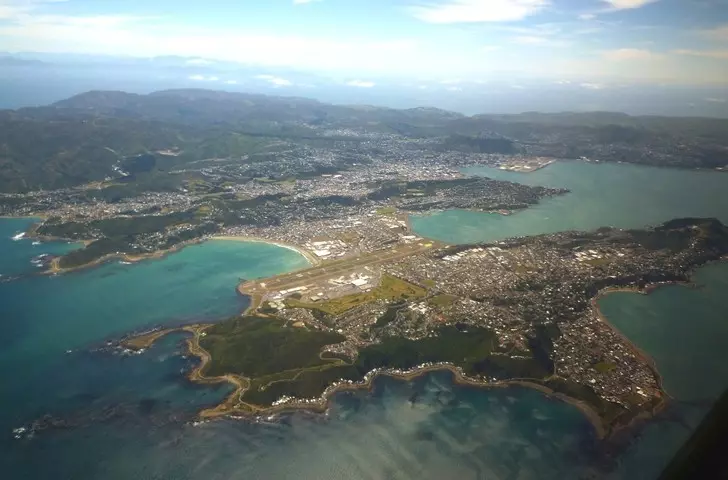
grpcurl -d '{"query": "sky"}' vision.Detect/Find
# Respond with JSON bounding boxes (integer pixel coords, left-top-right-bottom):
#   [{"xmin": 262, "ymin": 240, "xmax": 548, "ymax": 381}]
[{"xmin": 0, "ymin": 0, "xmax": 727, "ymax": 86}]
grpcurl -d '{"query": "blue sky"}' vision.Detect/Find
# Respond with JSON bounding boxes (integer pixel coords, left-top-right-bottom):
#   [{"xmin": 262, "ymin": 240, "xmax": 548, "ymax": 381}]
[{"xmin": 1, "ymin": 0, "xmax": 727, "ymax": 84}]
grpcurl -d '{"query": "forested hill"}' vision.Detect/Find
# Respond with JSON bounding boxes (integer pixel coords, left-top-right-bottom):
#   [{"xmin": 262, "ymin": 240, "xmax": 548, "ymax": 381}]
[{"xmin": 0, "ymin": 89, "xmax": 727, "ymax": 193}]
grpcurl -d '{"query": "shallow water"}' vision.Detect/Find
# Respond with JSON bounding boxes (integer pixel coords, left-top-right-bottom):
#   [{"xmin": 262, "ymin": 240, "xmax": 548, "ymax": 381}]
[
  {"xmin": 0, "ymin": 217, "xmax": 79, "ymax": 276},
  {"xmin": 0, "ymin": 228, "xmax": 310, "ymax": 477}
]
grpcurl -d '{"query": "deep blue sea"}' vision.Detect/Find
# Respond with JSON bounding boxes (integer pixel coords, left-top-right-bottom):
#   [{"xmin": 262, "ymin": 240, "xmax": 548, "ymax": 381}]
[{"xmin": 2, "ymin": 162, "xmax": 728, "ymax": 479}]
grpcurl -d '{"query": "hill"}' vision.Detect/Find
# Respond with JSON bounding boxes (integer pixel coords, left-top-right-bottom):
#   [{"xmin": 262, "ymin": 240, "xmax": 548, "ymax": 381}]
[{"xmin": 0, "ymin": 89, "xmax": 727, "ymax": 192}]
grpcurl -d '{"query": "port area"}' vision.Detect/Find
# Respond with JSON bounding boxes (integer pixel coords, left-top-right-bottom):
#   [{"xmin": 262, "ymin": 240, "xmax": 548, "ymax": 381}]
[
  {"xmin": 239, "ymin": 238, "xmax": 443, "ymax": 311},
  {"xmin": 495, "ymin": 156, "xmax": 555, "ymax": 172}
]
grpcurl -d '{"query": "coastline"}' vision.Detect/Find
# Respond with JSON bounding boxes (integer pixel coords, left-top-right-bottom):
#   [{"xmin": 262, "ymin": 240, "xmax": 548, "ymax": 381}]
[
  {"xmin": 588, "ymin": 263, "xmax": 728, "ymax": 396},
  {"xmin": 127, "ymin": 324, "xmax": 611, "ymax": 438},
  {"xmin": 43, "ymin": 235, "xmax": 318, "ymax": 276},
  {"xmin": 584, "ymin": 260, "xmax": 728, "ymax": 433},
  {"xmin": 0, "ymin": 215, "xmax": 45, "ymax": 219},
  {"xmin": 45, "ymin": 238, "xmax": 204, "ymax": 275},
  {"xmin": 128, "ymin": 265, "xmax": 728, "ymax": 439},
  {"xmin": 109, "ymin": 237, "xmax": 727, "ymax": 442},
  {"xmin": 210, "ymin": 235, "xmax": 320, "ymax": 267}
]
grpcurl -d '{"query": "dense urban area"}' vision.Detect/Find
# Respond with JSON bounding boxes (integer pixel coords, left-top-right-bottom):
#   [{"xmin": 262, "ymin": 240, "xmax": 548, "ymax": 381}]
[{"xmin": 4, "ymin": 89, "xmax": 728, "ymax": 437}]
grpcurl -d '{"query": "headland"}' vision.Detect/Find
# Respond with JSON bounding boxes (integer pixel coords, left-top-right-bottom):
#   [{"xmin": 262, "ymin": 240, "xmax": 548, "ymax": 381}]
[{"xmin": 124, "ymin": 217, "xmax": 728, "ymax": 440}]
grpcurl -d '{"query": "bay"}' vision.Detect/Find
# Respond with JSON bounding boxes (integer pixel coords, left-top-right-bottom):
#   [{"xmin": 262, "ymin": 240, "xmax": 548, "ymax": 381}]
[
  {"xmin": 0, "ymin": 228, "xmax": 310, "ymax": 471},
  {"xmin": 601, "ymin": 262, "xmax": 728, "ymax": 479},
  {"xmin": 411, "ymin": 161, "xmax": 728, "ymax": 244}
]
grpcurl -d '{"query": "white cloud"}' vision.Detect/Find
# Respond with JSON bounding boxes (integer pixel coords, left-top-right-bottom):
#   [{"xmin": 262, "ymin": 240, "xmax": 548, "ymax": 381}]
[
  {"xmin": 188, "ymin": 74, "xmax": 219, "ymax": 81},
  {"xmin": 512, "ymin": 35, "xmax": 547, "ymax": 44},
  {"xmin": 445, "ymin": 86, "xmax": 462, "ymax": 91},
  {"xmin": 410, "ymin": 0, "xmax": 548, "ymax": 24},
  {"xmin": 0, "ymin": 0, "xmax": 68, "ymax": 20},
  {"xmin": 439, "ymin": 78, "xmax": 462, "ymax": 84},
  {"xmin": 673, "ymin": 49, "xmax": 728, "ymax": 59},
  {"xmin": 346, "ymin": 80, "xmax": 375, "ymax": 87},
  {"xmin": 602, "ymin": 48, "xmax": 661, "ymax": 60},
  {"xmin": 185, "ymin": 58, "xmax": 214, "ymax": 66},
  {"xmin": 0, "ymin": 12, "xmax": 421, "ymax": 76},
  {"xmin": 293, "ymin": 0, "xmax": 321, "ymax": 4},
  {"xmin": 1, "ymin": 0, "xmax": 726, "ymax": 85},
  {"xmin": 225, "ymin": 79, "xmax": 238, "ymax": 85},
  {"xmin": 602, "ymin": 0, "xmax": 659, "ymax": 10},
  {"xmin": 511, "ymin": 35, "xmax": 569, "ymax": 47},
  {"xmin": 578, "ymin": 13, "xmax": 596, "ymax": 20},
  {"xmin": 580, "ymin": 82, "xmax": 605, "ymax": 89},
  {"xmin": 256, "ymin": 74, "xmax": 293, "ymax": 86},
  {"xmin": 705, "ymin": 97, "xmax": 726, "ymax": 103}
]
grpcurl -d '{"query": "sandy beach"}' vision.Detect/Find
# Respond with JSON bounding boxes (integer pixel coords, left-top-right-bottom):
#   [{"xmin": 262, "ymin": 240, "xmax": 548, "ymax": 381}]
[
  {"xmin": 43, "ymin": 234, "xmax": 316, "ymax": 276},
  {"xmin": 211, "ymin": 235, "xmax": 319, "ymax": 266}
]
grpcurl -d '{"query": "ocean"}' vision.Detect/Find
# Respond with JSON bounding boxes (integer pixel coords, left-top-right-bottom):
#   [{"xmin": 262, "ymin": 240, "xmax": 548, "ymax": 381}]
[{"xmin": 2, "ymin": 162, "xmax": 728, "ymax": 479}]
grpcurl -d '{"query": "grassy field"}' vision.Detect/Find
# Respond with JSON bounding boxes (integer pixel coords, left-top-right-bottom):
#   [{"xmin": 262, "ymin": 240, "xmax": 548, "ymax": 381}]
[
  {"xmin": 584, "ymin": 257, "xmax": 612, "ymax": 267},
  {"xmin": 375, "ymin": 206, "xmax": 397, "ymax": 215},
  {"xmin": 336, "ymin": 230, "xmax": 361, "ymax": 244},
  {"xmin": 286, "ymin": 274, "xmax": 427, "ymax": 315},
  {"xmin": 428, "ymin": 294, "xmax": 459, "ymax": 307},
  {"xmin": 593, "ymin": 361, "xmax": 617, "ymax": 373}
]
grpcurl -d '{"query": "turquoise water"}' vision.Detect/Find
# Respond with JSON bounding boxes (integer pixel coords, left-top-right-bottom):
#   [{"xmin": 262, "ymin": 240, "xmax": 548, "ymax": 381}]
[
  {"xmin": 601, "ymin": 263, "xmax": 728, "ymax": 402},
  {"xmin": 0, "ymin": 217, "xmax": 604, "ymax": 479},
  {"xmin": 0, "ymin": 217, "xmax": 79, "ymax": 276},
  {"xmin": 601, "ymin": 262, "xmax": 728, "ymax": 479},
  {"xmin": 1, "ymin": 238, "xmax": 310, "ymax": 363},
  {"xmin": 411, "ymin": 161, "xmax": 728, "ymax": 244},
  {"xmin": 0, "ymin": 222, "xmax": 310, "ymax": 475},
  {"xmin": 3, "ymin": 159, "xmax": 728, "ymax": 479}
]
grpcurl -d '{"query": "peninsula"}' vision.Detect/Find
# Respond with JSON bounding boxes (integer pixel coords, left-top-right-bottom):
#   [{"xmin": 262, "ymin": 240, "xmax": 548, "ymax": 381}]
[{"xmin": 127, "ymin": 217, "xmax": 728, "ymax": 438}]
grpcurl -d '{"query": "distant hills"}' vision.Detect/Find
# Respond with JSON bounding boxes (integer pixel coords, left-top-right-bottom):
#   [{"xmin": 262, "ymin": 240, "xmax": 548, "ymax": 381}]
[
  {"xmin": 52, "ymin": 89, "xmax": 467, "ymax": 131},
  {"xmin": 0, "ymin": 88, "xmax": 726, "ymax": 193}
]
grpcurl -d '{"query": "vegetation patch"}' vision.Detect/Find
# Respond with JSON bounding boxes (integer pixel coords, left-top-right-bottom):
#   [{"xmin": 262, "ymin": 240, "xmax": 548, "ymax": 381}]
[
  {"xmin": 200, "ymin": 316, "xmax": 345, "ymax": 378},
  {"xmin": 545, "ymin": 377, "xmax": 626, "ymax": 425},
  {"xmin": 375, "ymin": 206, "xmax": 397, "ymax": 215},
  {"xmin": 285, "ymin": 275, "xmax": 426, "ymax": 315},
  {"xmin": 593, "ymin": 361, "xmax": 617, "ymax": 373},
  {"xmin": 427, "ymin": 294, "xmax": 459, "ymax": 307},
  {"xmin": 584, "ymin": 257, "xmax": 611, "ymax": 267},
  {"xmin": 240, "ymin": 325, "xmax": 504, "ymax": 406},
  {"xmin": 372, "ymin": 301, "xmax": 407, "ymax": 328}
]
